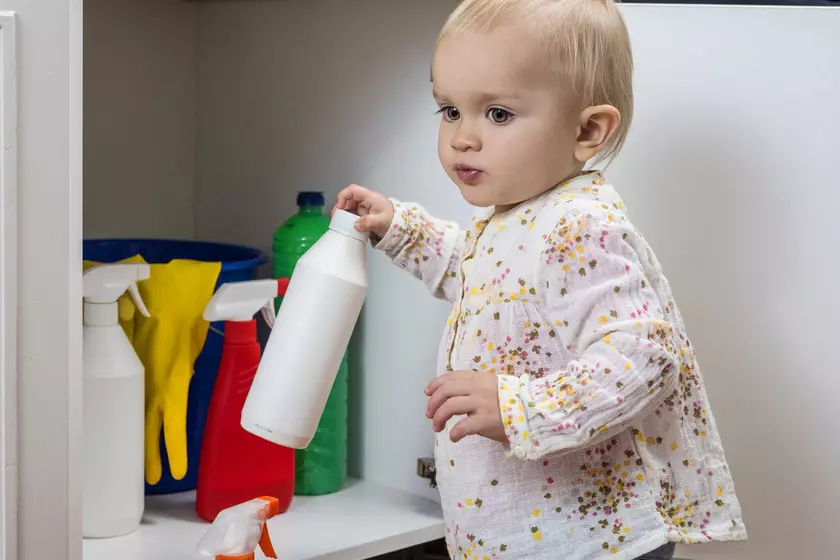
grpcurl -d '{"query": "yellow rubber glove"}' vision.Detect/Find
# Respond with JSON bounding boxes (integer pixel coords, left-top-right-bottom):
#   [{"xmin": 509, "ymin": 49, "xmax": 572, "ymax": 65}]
[
  {"xmin": 83, "ymin": 255, "xmax": 148, "ymax": 340},
  {"xmin": 131, "ymin": 259, "xmax": 221, "ymax": 484}
]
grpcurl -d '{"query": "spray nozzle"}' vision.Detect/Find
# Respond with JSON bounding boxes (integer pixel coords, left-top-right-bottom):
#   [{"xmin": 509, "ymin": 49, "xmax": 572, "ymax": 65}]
[
  {"xmin": 204, "ymin": 279, "xmax": 285, "ymax": 324},
  {"xmin": 82, "ymin": 263, "xmax": 150, "ymax": 316},
  {"xmin": 197, "ymin": 496, "xmax": 280, "ymax": 560},
  {"xmin": 260, "ymin": 278, "xmax": 290, "ymax": 328}
]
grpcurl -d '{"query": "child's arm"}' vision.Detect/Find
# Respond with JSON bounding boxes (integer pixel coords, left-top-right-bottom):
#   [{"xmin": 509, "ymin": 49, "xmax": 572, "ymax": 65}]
[
  {"xmin": 336, "ymin": 185, "xmax": 465, "ymax": 303},
  {"xmin": 496, "ymin": 212, "xmax": 680, "ymax": 460},
  {"xmin": 375, "ymin": 201, "xmax": 465, "ymax": 302}
]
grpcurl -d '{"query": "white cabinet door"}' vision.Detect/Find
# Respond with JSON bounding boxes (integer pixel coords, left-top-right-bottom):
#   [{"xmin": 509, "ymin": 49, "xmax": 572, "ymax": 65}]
[
  {"xmin": 0, "ymin": 13, "xmax": 17, "ymax": 560},
  {"xmin": 0, "ymin": 1, "xmax": 83, "ymax": 559}
]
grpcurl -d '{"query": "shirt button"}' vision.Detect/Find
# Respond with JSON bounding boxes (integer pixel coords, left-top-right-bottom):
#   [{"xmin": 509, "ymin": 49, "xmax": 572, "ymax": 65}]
[{"xmin": 514, "ymin": 445, "xmax": 527, "ymax": 459}]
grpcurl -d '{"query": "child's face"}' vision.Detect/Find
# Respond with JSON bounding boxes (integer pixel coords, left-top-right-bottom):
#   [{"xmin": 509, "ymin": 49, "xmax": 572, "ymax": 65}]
[{"xmin": 432, "ymin": 23, "xmax": 582, "ymax": 210}]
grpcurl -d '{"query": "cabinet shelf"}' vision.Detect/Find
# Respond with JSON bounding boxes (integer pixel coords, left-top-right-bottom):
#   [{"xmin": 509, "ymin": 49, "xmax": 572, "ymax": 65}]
[{"xmin": 83, "ymin": 479, "xmax": 445, "ymax": 560}]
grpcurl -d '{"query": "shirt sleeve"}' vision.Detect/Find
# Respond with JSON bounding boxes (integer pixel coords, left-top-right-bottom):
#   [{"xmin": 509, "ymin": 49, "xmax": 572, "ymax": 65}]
[
  {"xmin": 497, "ymin": 211, "xmax": 680, "ymax": 460},
  {"xmin": 373, "ymin": 200, "xmax": 466, "ymax": 303}
]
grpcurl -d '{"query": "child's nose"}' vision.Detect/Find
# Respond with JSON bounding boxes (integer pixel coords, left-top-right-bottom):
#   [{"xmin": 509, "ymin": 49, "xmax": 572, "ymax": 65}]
[{"xmin": 450, "ymin": 121, "xmax": 481, "ymax": 152}]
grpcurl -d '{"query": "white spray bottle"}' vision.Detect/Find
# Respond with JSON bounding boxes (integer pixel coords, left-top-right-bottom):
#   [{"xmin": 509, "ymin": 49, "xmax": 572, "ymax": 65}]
[
  {"xmin": 241, "ymin": 209, "xmax": 368, "ymax": 449},
  {"xmin": 197, "ymin": 496, "xmax": 280, "ymax": 560},
  {"xmin": 82, "ymin": 263, "xmax": 150, "ymax": 538}
]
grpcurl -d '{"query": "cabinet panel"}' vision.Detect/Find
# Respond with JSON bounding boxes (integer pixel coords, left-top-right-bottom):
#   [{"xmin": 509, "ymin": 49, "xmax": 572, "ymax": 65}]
[
  {"xmin": 0, "ymin": 12, "xmax": 16, "ymax": 560},
  {"xmin": 1, "ymin": 0, "xmax": 84, "ymax": 559}
]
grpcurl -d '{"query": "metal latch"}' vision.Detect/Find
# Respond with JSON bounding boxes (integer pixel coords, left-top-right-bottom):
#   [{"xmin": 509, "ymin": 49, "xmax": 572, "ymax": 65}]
[{"xmin": 416, "ymin": 457, "xmax": 437, "ymax": 488}]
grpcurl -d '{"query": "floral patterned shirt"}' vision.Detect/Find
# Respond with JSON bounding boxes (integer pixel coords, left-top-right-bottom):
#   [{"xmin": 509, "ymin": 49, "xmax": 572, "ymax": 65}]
[{"xmin": 375, "ymin": 173, "xmax": 746, "ymax": 560}]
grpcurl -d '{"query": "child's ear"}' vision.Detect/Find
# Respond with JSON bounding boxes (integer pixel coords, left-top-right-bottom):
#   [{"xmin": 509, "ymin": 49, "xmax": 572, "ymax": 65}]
[{"xmin": 574, "ymin": 105, "xmax": 621, "ymax": 163}]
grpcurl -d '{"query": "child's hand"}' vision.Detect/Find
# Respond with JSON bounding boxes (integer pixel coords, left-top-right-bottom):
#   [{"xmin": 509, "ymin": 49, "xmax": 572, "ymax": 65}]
[
  {"xmin": 425, "ymin": 371, "xmax": 507, "ymax": 444},
  {"xmin": 334, "ymin": 184, "xmax": 394, "ymax": 239}
]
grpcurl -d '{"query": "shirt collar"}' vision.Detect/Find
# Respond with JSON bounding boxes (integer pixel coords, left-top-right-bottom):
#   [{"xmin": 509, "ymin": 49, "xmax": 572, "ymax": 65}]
[{"xmin": 471, "ymin": 171, "xmax": 606, "ymax": 225}]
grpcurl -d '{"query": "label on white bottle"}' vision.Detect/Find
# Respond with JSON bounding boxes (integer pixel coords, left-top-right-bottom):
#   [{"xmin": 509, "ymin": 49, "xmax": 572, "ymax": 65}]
[{"xmin": 83, "ymin": 375, "xmax": 144, "ymax": 538}]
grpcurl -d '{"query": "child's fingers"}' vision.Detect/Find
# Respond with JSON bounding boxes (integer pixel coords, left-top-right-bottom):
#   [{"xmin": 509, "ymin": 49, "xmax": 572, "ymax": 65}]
[
  {"xmin": 450, "ymin": 415, "xmax": 482, "ymax": 443},
  {"xmin": 356, "ymin": 200, "xmax": 373, "ymax": 217},
  {"xmin": 432, "ymin": 396, "xmax": 475, "ymax": 432},
  {"xmin": 425, "ymin": 372, "xmax": 453, "ymax": 395},
  {"xmin": 426, "ymin": 370, "xmax": 474, "ymax": 395},
  {"xmin": 355, "ymin": 214, "xmax": 385, "ymax": 233},
  {"xmin": 336, "ymin": 184, "xmax": 367, "ymax": 211},
  {"xmin": 425, "ymin": 377, "xmax": 469, "ymax": 418}
]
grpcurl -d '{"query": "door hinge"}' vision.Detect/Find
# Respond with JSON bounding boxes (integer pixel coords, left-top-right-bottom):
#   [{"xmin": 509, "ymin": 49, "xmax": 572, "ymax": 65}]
[{"xmin": 416, "ymin": 457, "xmax": 437, "ymax": 488}]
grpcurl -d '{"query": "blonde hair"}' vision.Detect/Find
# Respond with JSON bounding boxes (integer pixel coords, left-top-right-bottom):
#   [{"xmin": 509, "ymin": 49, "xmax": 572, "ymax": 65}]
[{"xmin": 439, "ymin": 0, "xmax": 634, "ymax": 165}]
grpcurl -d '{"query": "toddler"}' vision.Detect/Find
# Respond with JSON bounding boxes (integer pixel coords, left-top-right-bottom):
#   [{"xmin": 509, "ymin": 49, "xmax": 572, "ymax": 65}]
[{"xmin": 336, "ymin": 0, "xmax": 746, "ymax": 558}]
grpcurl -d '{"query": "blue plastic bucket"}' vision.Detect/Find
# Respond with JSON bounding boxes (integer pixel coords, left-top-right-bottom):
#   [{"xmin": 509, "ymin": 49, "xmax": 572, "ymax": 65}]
[{"xmin": 83, "ymin": 239, "xmax": 268, "ymax": 494}]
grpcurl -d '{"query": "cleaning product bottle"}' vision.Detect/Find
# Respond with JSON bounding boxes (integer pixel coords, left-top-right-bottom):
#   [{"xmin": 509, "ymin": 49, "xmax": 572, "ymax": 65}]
[
  {"xmin": 242, "ymin": 209, "xmax": 368, "ymax": 495},
  {"xmin": 197, "ymin": 496, "xmax": 280, "ymax": 560},
  {"xmin": 272, "ymin": 192, "xmax": 352, "ymax": 495},
  {"xmin": 273, "ymin": 191, "xmax": 331, "ymax": 283},
  {"xmin": 82, "ymin": 263, "xmax": 151, "ymax": 538},
  {"xmin": 196, "ymin": 279, "xmax": 295, "ymax": 522}
]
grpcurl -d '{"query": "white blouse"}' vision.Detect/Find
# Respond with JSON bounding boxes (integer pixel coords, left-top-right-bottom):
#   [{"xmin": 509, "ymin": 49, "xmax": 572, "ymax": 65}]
[{"xmin": 376, "ymin": 172, "xmax": 746, "ymax": 560}]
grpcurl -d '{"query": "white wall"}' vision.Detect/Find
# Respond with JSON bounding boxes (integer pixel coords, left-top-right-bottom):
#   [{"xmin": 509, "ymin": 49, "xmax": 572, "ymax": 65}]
[
  {"xmin": 84, "ymin": 0, "xmax": 197, "ymax": 239},
  {"xmin": 615, "ymin": 5, "xmax": 840, "ymax": 560},
  {"xmin": 195, "ymin": 0, "xmax": 462, "ymax": 500}
]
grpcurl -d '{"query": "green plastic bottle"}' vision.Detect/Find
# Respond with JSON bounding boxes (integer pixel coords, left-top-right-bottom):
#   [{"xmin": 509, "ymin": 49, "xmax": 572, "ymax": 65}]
[{"xmin": 273, "ymin": 191, "xmax": 349, "ymax": 495}]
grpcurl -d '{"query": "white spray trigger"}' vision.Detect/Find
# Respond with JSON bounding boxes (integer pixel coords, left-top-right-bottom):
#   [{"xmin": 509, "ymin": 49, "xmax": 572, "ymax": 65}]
[
  {"xmin": 128, "ymin": 282, "xmax": 150, "ymax": 317},
  {"xmin": 260, "ymin": 300, "xmax": 276, "ymax": 329},
  {"xmin": 204, "ymin": 279, "xmax": 279, "ymax": 323},
  {"xmin": 197, "ymin": 496, "xmax": 279, "ymax": 559},
  {"xmin": 83, "ymin": 263, "xmax": 151, "ymax": 305}
]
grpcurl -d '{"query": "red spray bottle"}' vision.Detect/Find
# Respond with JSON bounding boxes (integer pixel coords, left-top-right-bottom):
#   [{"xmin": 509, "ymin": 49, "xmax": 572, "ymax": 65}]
[{"xmin": 196, "ymin": 279, "xmax": 294, "ymax": 522}]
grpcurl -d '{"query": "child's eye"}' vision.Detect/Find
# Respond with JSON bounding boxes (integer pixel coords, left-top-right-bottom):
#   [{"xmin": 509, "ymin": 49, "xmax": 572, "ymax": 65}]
[
  {"xmin": 487, "ymin": 107, "xmax": 514, "ymax": 124},
  {"xmin": 436, "ymin": 105, "xmax": 460, "ymax": 122}
]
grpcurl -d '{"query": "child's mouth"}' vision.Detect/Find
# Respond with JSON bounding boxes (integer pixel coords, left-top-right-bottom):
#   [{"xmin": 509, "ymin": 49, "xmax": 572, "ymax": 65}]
[{"xmin": 454, "ymin": 165, "xmax": 483, "ymax": 184}]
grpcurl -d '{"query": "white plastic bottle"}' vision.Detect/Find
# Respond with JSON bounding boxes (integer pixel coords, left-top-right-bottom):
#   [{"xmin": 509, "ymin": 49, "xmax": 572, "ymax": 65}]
[
  {"xmin": 241, "ymin": 209, "xmax": 368, "ymax": 449},
  {"xmin": 82, "ymin": 263, "xmax": 150, "ymax": 538}
]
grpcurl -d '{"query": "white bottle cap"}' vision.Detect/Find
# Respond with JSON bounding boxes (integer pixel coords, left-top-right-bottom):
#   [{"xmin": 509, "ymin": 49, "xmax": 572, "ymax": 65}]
[{"xmin": 330, "ymin": 209, "xmax": 369, "ymax": 242}]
